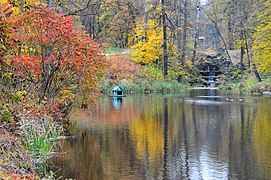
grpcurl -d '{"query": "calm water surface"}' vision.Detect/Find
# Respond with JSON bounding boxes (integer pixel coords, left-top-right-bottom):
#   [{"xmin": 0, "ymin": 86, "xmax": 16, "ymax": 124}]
[{"xmin": 52, "ymin": 89, "xmax": 271, "ymax": 180}]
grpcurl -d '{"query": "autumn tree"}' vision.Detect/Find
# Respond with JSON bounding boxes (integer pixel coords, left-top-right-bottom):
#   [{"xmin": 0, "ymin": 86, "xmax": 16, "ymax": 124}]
[
  {"xmin": 0, "ymin": 3, "xmax": 16, "ymax": 123},
  {"xmin": 62, "ymin": 0, "xmax": 139, "ymax": 47},
  {"xmin": 0, "ymin": 3, "xmax": 13, "ymax": 70},
  {"xmin": 6, "ymin": 4, "xmax": 105, "ymax": 114},
  {"xmin": 130, "ymin": 19, "xmax": 163, "ymax": 65},
  {"xmin": 252, "ymin": 1, "xmax": 271, "ymax": 74}
]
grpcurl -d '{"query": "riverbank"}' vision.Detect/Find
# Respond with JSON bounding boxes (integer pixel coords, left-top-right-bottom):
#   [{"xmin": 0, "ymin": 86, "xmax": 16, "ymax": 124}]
[
  {"xmin": 217, "ymin": 73, "xmax": 271, "ymax": 95},
  {"xmin": 102, "ymin": 53, "xmax": 271, "ymax": 96},
  {"xmin": 101, "ymin": 80, "xmax": 190, "ymax": 95},
  {"xmin": 0, "ymin": 113, "xmax": 63, "ymax": 179},
  {"xmin": 0, "ymin": 123, "xmax": 35, "ymax": 179}
]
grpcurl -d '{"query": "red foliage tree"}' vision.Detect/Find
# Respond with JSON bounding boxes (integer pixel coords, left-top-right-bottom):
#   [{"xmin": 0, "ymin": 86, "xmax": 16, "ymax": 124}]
[
  {"xmin": 8, "ymin": 4, "xmax": 105, "ymax": 109},
  {"xmin": 0, "ymin": 3, "xmax": 14, "ymax": 71}
]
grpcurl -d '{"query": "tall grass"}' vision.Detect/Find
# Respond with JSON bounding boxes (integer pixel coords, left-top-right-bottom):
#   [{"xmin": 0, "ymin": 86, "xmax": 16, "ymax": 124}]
[{"xmin": 19, "ymin": 116, "xmax": 63, "ymax": 175}]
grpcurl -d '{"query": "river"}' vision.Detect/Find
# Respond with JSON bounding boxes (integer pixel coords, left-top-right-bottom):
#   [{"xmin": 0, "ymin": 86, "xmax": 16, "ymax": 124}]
[{"xmin": 51, "ymin": 89, "xmax": 271, "ymax": 180}]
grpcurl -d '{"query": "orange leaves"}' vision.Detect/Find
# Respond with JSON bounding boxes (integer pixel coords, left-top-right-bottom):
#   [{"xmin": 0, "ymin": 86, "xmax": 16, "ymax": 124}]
[
  {"xmin": 0, "ymin": 3, "xmax": 105, "ymax": 110},
  {"xmin": 12, "ymin": 55, "xmax": 42, "ymax": 78},
  {"xmin": 106, "ymin": 55, "xmax": 142, "ymax": 84},
  {"xmin": 11, "ymin": 5, "xmax": 75, "ymax": 47},
  {"xmin": 0, "ymin": 3, "xmax": 13, "ymax": 19},
  {"xmin": 0, "ymin": 3, "xmax": 15, "ymax": 60}
]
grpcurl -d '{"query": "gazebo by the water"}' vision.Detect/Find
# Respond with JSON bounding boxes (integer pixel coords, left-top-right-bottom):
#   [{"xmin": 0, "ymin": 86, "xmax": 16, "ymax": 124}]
[{"xmin": 111, "ymin": 86, "xmax": 126, "ymax": 97}]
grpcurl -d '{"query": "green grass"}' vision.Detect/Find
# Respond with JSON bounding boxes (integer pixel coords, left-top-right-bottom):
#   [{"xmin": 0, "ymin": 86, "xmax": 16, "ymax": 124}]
[
  {"xmin": 217, "ymin": 72, "xmax": 271, "ymax": 94},
  {"xmin": 106, "ymin": 47, "xmax": 126, "ymax": 55},
  {"xmin": 22, "ymin": 121, "xmax": 62, "ymax": 175}
]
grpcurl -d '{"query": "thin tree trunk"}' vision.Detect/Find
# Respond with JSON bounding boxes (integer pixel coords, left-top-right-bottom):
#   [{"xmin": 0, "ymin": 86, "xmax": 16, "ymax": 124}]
[
  {"xmin": 241, "ymin": 2, "xmax": 261, "ymax": 82},
  {"xmin": 92, "ymin": 16, "xmax": 95, "ymax": 39},
  {"xmin": 240, "ymin": 46, "xmax": 245, "ymax": 69},
  {"xmin": 144, "ymin": 0, "xmax": 149, "ymax": 36},
  {"xmin": 162, "ymin": 0, "xmax": 168, "ymax": 77},
  {"xmin": 181, "ymin": 0, "xmax": 188, "ymax": 67},
  {"xmin": 227, "ymin": 0, "xmax": 236, "ymax": 50},
  {"xmin": 253, "ymin": 64, "xmax": 262, "ymax": 82},
  {"xmin": 192, "ymin": 1, "xmax": 200, "ymax": 65},
  {"xmin": 20, "ymin": 0, "xmax": 24, "ymax": 12},
  {"xmin": 240, "ymin": 30, "xmax": 245, "ymax": 70},
  {"xmin": 228, "ymin": 20, "xmax": 234, "ymax": 50},
  {"xmin": 178, "ymin": 0, "xmax": 188, "ymax": 82}
]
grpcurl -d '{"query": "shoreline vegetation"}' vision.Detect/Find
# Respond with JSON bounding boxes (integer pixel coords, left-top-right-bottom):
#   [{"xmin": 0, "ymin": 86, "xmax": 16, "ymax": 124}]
[
  {"xmin": 101, "ymin": 54, "xmax": 271, "ymax": 96},
  {"xmin": 0, "ymin": 115, "xmax": 63, "ymax": 179}
]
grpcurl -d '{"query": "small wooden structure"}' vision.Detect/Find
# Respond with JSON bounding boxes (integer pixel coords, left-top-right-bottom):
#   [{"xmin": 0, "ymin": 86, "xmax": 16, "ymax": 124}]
[{"xmin": 111, "ymin": 86, "xmax": 126, "ymax": 97}]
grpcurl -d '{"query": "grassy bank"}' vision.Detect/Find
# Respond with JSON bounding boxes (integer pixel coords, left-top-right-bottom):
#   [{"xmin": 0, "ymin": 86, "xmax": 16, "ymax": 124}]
[
  {"xmin": 0, "ymin": 114, "xmax": 63, "ymax": 179},
  {"xmin": 218, "ymin": 72, "xmax": 271, "ymax": 94}
]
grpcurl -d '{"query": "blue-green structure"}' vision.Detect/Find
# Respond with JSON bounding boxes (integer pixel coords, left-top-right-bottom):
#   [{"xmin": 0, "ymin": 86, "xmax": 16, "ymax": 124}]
[{"xmin": 111, "ymin": 86, "xmax": 126, "ymax": 97}]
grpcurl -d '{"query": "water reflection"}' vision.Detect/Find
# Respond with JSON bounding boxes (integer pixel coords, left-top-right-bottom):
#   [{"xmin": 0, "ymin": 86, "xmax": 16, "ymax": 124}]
[
  {"xmin": 163, "ymin": 98, "xmax": 169, "ymax": 179},
  {"xmin": 112, "ymin": 97, "xmax": 123, "ymax": 109},
  {"xmin": 52, "ymin": 90, "xmax": 271, "ymax": 180},
  {"xmin": 253, "ymin": 104, "xmax": 271, "ymax": 178}
]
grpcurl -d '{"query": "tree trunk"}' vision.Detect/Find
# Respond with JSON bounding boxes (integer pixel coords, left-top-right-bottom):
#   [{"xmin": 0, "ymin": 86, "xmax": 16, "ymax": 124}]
[
  {"xmin": 162, "ymin": 0, "xmax": 168, "ymax": 77},
  {"xmin": 181, "ymin": 0, "xmax": 188, "ymax": 67},
  {"xmin": 144, "ymin": 0, "xmax": 148, "ymax": 33},
  {"xmin": 192, "ymin": 1, "xmax": 200, "ymax": 65},
  {"xmin": 240, "ymin": 30, "xmax": 245, "ymax": 70},
  {"xmin": 178, "ymin": 0, "xmax": 188, "ymax": 82},
  {"xmin": 253, "ymin": 64, "xmax": 262, "ymax": 82},
  {"xmin": 228, "ymin": 20, "xmax": 234, "ymax": 50},
  {"xmin": 227, "ymin": 0, "xmax": 236, "ymax": 50},
  {"xmin": 20, "ymin": 0, "xmax": 24, "ymax": 12},
  {"xmin": 240, "ymin": 46, "xmax": 245, "ymax": 69}
]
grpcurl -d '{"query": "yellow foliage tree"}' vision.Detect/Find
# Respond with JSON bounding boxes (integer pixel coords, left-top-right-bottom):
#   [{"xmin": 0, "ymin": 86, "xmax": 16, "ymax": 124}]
[
  {"xmin": 252, "ymin": 1, "xmax": 271, "ymax": 73},
  {"xmin": 130, "ymin": 19, "xmax": 163, "ymax": 64},
  {"xmin": 2, "ymin": 0, "xmax": 43, "ymax": 13}
]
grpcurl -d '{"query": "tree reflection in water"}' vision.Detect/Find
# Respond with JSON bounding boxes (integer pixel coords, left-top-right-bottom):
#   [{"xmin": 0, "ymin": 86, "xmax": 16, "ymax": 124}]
[{"xmin": 51, "ymin": 91, "xmax": 271, "ymax": 180}]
